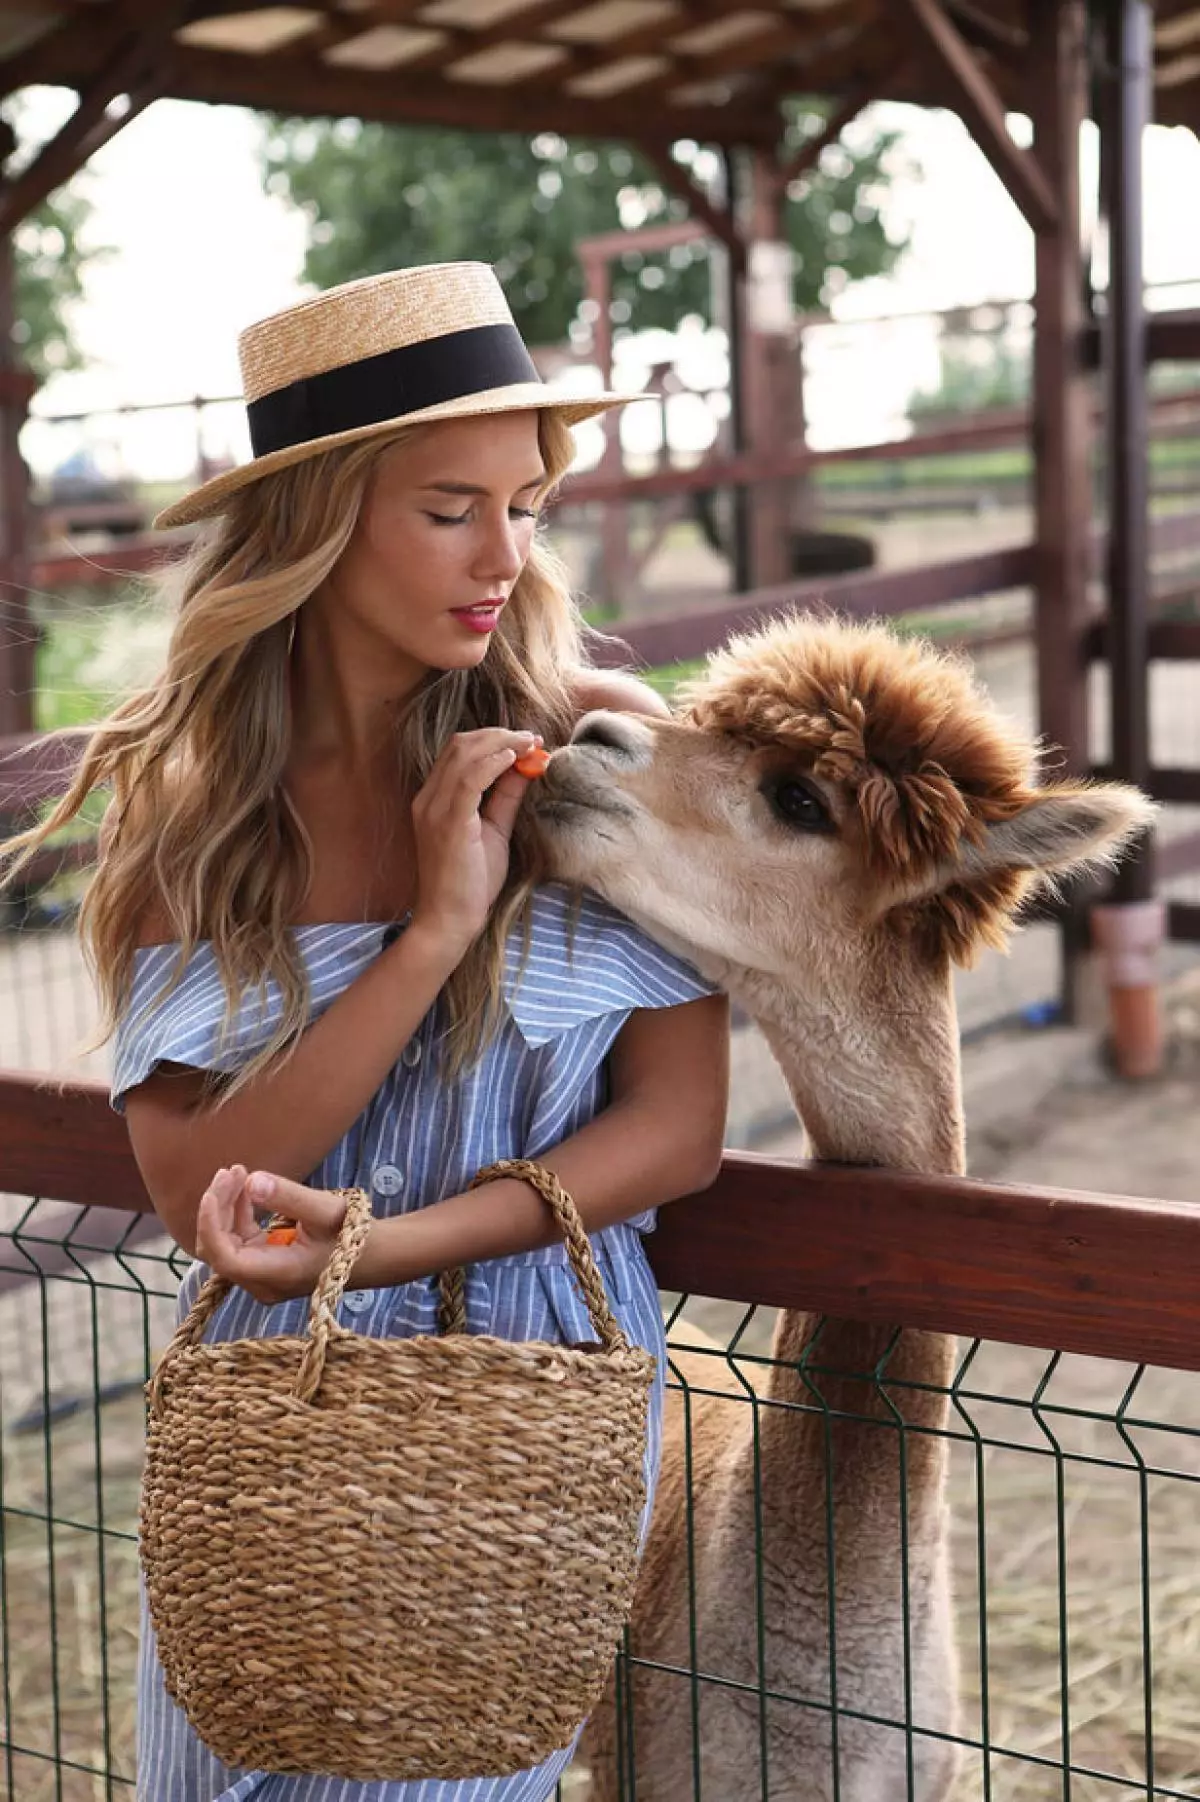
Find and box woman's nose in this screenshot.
[474,518,524,584]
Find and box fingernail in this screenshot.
[248,1173,276,1202]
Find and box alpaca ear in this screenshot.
[960,783,1156,883]
[893,781,1156,909]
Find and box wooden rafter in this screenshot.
[0,17,175,233]
[774,82,875,191]
[898,0,1059,234]
[942,0,1027,61]
[379,0,599,79]
[637,141,746,271]
[624,17,823,106]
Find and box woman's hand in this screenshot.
[194,1165,353,1306]
[409,727,541,953]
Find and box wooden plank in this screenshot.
[589,545,1036,670]
[32,537,174,589]
[649,1153,1200,1375]
[899,0,1058,234]
[0,1073,149,1214]
[6,1076,1200,1371]
[1085,310,1200,368]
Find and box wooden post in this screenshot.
[738,147,796,589]
[0,223,37,739]
[580,249,630,614]
[715,147,752,593]
[1029,0,1093,1021]
[1091,0,1164,1078]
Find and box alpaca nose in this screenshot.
[569,710,652,762]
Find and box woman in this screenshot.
[4,262,728,1800]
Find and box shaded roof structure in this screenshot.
[2,1,1200,155]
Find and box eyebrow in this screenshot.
[420,475,546,497]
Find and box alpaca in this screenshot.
[532,616,1152,1802]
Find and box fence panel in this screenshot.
[3,1097,1200,1800]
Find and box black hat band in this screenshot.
[246,322,541,458]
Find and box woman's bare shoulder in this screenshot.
[570,666,671,720]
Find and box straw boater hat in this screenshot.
[154,262,636,530]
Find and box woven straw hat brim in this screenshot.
[154,383,632,529]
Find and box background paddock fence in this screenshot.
[2,1079,1200,1800]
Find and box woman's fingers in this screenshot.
[480,766,529,844]
[414,729,539,818]
[244,1172,349,1237]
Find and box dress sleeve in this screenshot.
[109,944,277,1113]
[109,926,384,1113]
[502,883,717,1049]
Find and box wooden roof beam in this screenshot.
[898,0,1059,234]
[169,42,777,143]
[0,18,175,233]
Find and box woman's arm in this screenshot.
[125,726,538,1255]
[125,916,465,1256]
[570,667,671,721]
[196,991,730,1302]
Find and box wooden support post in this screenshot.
[581,250,630,614]
[714,147,751,593]
[0,210,37,738]
[1091,0,1164,1078]
[738,146,797,590]
[1029,0,1093,1020]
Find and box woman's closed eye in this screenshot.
[426,506,538,527]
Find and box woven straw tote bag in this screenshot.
[140,1158,656,1782]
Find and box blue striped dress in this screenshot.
[112,883,716,1802]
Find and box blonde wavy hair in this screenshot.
[2,411,592,1089]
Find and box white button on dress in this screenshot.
[372,1164,404,1196]
[341,1289,372,1315]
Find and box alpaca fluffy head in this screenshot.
[677,615,1145,965]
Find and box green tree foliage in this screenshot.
[261,102,912,345]
[12,187,91,380]
[1,100,96,382]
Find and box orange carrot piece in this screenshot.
[266,1225,298,1247]
[514,747,551,779]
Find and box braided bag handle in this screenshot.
[439,1159,629,1354]
[147,1187,373,1413]
[148,1161,625,1414]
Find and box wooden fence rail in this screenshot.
[2,1072,1200,1376]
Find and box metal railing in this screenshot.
[3,1078,1200,1798]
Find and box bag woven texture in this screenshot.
[140,1159,655,1782]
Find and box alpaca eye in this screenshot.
[765,778,833,833]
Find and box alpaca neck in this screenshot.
[733,953,963,1406]
[741,954,965,1178]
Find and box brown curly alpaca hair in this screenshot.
[679,614,1048,967]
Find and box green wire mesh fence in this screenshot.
[3,1190,1200,1801]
